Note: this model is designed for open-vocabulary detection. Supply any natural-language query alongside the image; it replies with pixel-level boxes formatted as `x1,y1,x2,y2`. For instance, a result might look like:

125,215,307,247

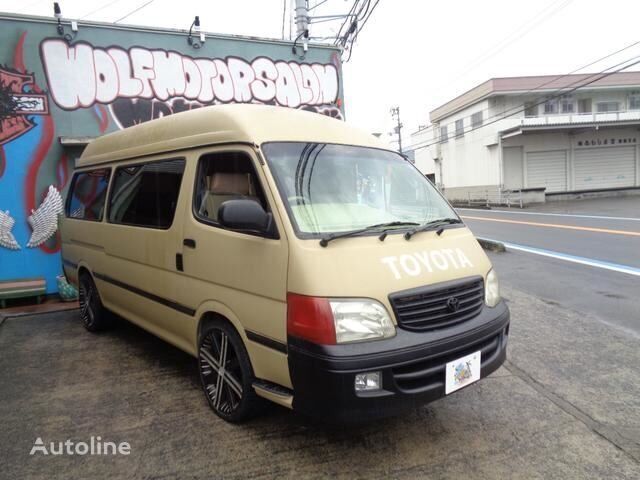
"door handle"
183,238,196,248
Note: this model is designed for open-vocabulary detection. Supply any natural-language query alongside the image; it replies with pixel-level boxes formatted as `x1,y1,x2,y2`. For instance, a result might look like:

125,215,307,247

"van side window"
194,151,268,224
66,168,111,221
108,159,185,229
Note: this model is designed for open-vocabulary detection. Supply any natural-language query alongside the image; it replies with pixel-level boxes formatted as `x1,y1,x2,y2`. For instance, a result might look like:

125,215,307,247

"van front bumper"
287,301,509,422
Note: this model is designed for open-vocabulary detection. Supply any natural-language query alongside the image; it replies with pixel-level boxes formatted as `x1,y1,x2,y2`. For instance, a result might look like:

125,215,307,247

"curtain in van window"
108,159,185,229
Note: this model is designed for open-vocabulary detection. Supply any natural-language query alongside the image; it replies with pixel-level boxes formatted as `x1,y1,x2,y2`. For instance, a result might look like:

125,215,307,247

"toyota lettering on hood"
381,248,474,280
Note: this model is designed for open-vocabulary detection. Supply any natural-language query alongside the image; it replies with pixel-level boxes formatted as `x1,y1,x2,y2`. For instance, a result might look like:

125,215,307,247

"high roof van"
61,104,509,423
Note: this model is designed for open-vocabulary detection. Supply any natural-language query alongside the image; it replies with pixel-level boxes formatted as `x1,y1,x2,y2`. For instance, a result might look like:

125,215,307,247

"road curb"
476,237,506,252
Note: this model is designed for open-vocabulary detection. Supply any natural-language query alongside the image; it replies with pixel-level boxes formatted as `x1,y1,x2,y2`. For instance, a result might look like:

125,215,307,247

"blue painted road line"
477,237,640,277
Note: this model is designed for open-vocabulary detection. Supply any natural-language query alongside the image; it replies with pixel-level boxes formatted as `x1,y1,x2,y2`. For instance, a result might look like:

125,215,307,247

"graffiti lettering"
40,39,339,111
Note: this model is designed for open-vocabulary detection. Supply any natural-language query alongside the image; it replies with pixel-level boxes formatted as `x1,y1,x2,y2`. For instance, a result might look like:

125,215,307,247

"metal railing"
467,188,523,208
522,109,640,126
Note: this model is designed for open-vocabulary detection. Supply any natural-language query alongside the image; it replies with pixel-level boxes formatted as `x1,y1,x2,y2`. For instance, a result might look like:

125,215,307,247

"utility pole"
390,107,403,153
294,0,309,38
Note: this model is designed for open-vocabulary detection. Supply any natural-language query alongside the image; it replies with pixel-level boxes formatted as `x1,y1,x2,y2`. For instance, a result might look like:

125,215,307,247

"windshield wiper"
404,218,463,240
319,221,419,247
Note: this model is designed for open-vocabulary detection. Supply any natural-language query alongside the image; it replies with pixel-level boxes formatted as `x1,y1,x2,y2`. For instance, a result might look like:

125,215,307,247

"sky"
5,0,640,146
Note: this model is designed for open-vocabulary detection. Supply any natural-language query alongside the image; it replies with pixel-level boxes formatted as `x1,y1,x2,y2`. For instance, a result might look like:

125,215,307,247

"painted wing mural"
0,210,20,250
26,185,63,248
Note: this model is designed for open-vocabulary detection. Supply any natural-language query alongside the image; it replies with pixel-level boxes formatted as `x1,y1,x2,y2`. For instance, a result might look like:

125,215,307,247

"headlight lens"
329,300,396,344
485,269,501,307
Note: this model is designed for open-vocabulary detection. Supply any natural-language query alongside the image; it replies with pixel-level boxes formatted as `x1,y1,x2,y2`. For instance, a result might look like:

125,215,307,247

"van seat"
199,172,257,221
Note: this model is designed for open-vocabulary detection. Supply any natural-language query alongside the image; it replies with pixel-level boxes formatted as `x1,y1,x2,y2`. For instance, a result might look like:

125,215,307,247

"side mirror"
218,199,277,238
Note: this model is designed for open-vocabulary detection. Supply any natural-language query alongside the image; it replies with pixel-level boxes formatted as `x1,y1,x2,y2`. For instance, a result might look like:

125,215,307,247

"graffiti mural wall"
0,13,343,294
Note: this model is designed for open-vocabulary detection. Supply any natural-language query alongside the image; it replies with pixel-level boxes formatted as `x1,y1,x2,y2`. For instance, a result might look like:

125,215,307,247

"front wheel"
198,322,263,423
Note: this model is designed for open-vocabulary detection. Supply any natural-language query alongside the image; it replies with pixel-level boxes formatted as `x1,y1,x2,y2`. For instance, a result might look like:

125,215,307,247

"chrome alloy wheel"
79,276,95,328
199,328,244,416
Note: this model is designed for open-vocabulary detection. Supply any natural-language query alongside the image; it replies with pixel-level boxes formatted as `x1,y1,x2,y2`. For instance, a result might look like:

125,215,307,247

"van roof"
78,104,389,167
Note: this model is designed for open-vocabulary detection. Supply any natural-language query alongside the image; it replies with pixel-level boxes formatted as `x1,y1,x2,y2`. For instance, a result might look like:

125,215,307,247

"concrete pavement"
1,285,639,479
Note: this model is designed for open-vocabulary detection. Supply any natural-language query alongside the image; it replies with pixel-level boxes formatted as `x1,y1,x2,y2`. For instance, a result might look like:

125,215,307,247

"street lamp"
188,16,206,49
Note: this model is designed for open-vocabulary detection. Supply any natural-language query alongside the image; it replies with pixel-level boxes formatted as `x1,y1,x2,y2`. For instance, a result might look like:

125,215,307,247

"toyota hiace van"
61,104,509,423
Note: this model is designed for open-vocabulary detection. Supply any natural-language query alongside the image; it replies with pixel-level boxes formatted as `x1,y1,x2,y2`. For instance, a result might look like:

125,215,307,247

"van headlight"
485,269,501,307
329,300,396,344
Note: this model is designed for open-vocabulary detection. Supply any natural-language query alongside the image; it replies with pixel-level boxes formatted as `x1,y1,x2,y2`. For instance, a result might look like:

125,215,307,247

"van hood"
287,226,492,320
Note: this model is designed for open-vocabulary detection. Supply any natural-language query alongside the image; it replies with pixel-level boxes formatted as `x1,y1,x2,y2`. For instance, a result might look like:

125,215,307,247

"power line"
308,0,329,11
411,55,640,152
113,0,156,24
432,0,574,97
334,0,361,45
339,0,369,49
80,0,126,20
410,40,640,141
354,0,379,35
342,0,380,61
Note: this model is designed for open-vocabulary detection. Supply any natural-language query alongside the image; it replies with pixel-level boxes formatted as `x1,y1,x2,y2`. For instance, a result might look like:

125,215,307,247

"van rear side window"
66,169,111,221
108,159,185,229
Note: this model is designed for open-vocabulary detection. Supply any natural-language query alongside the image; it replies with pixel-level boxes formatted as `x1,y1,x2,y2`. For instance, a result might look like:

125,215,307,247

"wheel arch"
195,302,247,349
76,261,96,282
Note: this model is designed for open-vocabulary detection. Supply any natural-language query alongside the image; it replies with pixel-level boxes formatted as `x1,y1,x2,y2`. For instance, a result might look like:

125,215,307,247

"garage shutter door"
526,150,567,192
574,146,636,190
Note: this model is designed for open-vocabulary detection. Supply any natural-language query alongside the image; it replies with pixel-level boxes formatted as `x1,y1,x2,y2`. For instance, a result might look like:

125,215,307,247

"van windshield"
261,142,458,237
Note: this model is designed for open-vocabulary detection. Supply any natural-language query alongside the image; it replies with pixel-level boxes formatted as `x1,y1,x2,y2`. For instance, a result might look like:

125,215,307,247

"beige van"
61,104,509,423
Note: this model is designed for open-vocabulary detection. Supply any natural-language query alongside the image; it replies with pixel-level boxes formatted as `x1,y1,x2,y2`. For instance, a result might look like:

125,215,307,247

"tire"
78,272,110,332
198,321,263,423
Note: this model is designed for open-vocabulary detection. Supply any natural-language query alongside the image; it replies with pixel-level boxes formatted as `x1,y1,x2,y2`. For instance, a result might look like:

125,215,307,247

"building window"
471,111,483,127
629,92,640,110
108,158,185,229
524,102,537,117
596,101,620,113
440,125,448,142
66,169,111,221
578,98,592,113
543,99,557,114
560,96,574,113
455,119,464,138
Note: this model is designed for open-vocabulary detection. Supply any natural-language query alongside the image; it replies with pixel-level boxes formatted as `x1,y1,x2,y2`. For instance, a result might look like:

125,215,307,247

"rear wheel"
198,321,263,423
78,273,110,332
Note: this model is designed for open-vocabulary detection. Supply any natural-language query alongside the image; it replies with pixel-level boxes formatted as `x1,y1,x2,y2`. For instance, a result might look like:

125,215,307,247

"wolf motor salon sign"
40,39,340,128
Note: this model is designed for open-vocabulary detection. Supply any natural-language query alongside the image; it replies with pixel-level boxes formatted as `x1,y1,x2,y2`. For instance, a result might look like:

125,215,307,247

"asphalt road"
458,198,640,336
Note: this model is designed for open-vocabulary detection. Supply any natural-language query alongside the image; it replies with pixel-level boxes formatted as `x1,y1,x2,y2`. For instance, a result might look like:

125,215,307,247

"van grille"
392,330,503,394
389,276,484,332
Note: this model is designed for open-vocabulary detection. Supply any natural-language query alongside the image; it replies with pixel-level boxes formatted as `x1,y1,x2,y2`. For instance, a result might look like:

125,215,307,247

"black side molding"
246,330,287,354
92,271,196,317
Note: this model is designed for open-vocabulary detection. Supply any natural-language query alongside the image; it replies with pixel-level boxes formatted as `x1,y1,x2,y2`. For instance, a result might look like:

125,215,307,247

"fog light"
355,371,382,392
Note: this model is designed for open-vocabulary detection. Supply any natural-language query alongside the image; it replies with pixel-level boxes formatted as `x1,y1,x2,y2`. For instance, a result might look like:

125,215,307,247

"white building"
409,72,640,202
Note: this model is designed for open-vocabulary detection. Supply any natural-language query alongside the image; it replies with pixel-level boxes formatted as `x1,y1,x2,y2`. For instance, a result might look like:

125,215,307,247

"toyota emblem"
446,297,460,312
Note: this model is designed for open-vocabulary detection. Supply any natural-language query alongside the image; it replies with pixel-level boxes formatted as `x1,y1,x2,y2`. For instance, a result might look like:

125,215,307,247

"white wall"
409,127,436,176
415,87,640,194
431,99,505,189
